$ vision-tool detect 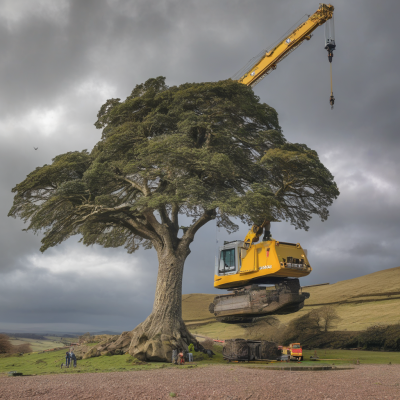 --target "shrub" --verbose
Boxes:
[126,355,148,365]
[201,338,214,350]
[14,343,32,354]
[357,324,400,351]
[193,353,204,361]
[0,334,13,354]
